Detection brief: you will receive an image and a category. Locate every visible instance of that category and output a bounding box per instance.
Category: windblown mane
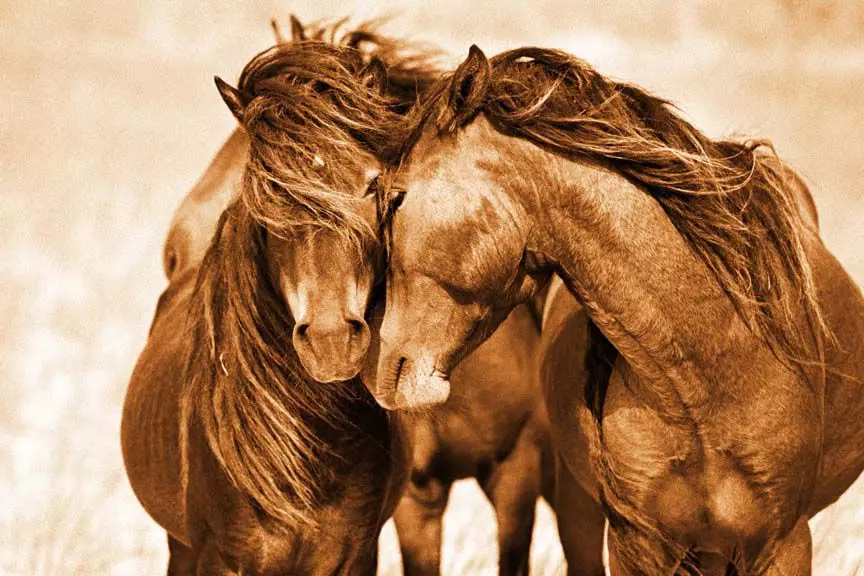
[235,26,440,250]
[182,205,367,527]
[398,46,827,369]
[180,24,438,528]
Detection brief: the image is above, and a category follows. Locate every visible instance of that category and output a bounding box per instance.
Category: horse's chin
[372,365,451,411]
[394,371,451,411]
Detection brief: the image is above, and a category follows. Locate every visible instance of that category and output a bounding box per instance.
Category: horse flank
[179,28,440,528]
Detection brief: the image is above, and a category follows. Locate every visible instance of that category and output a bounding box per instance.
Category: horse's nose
[292,313,371,383]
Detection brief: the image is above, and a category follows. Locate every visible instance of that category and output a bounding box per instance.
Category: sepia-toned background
[2,1,863,573]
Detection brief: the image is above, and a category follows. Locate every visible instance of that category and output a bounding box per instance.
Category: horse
[372,44,864,574]
[123,25,421,575]
[123,22,554,575]
[210,34,556,576]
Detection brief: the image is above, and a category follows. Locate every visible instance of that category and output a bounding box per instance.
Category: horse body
[163,129,247,282]
[391,301,552,576]
[375,46,864,574]
[122,272,197,543]
[123,266,407,575]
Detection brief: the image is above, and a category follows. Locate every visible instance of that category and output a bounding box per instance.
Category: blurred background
[1,1,862,574]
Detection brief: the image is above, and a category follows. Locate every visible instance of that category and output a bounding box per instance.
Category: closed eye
[389,189,406,213]
[363,175,380,197]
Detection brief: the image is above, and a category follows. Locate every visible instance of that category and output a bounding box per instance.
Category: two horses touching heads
[123,14,864,576]
[124,18,551,576]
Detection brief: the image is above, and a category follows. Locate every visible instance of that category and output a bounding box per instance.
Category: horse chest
[601,363,821,549]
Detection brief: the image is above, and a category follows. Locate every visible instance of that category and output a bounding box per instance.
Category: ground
[1,1,862,574]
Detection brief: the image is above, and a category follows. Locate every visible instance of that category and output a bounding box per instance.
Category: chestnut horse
[124,23,553,576]
[210,36,554,576]
[373,45,864,574]
[123,27,427,574]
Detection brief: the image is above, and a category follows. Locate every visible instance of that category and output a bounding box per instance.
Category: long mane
[182,205,365,527]
[236,24,440,249]
[403,46,826,369]
[180,24,438,528]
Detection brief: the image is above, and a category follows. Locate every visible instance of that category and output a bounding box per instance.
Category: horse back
[784,163,820,233]
[806,224,864,514]
[163,129,246,281]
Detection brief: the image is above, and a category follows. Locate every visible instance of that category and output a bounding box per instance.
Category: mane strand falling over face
[225,32,439,251]
[182,206,365,529]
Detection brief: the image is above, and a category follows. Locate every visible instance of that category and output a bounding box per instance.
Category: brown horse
[211,37,555,576]
[124,22,553,576]
[373,45,864,574]
[123,26,427,575]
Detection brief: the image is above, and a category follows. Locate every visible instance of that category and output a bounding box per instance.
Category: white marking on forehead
[313,155,325,168]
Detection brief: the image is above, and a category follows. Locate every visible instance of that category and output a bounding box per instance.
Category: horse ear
[270,18,285,44]
[289,15,306,42]
[214,76,251,124]
[446,45,491,128]
[360,57,387,94]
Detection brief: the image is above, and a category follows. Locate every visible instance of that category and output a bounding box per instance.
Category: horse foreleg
[552,455,605,576]
[195,538,238,576]
[167,535,197,576]
[606,524,683,576]
[392,475,451,576]
[741,516,811,576]
[481,423,544,576]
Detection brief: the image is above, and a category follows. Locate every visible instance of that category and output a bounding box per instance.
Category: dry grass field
[2,1,863,574]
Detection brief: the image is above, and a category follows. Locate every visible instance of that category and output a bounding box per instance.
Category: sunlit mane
[182,205,367,527]
[236,27,440,251]
[397,46,827,369]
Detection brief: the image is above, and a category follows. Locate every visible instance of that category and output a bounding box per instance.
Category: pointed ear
[270,18,285,44]
[447,45,491,128]
[360,57,387,94]
[214,76,252,124]
[289,15,306,42]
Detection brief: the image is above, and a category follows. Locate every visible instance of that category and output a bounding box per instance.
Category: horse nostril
[295,323,309,340]
[347,318,365,337]
[393,356,407,385]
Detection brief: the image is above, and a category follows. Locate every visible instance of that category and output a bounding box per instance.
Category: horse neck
[491,132,783,410]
